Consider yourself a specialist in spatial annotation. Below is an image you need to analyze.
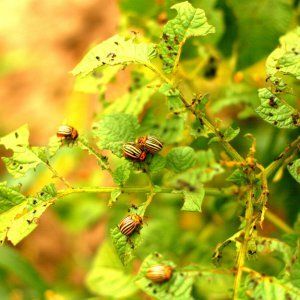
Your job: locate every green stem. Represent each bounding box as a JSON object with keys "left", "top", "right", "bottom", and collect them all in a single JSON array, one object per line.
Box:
[
  {"left": 233, "top": 190, "right": 254, "bottom": 300},
  {"left": 45, "top": 162, "right": 72, "bottom": 188},
  {"left": 265, "top": 136, "right": 300, "bottom": 178},
  {"left": 56, "top": 186, "right": 233, "bottom": 198},
  {"left": 147, "top": 63, "right": 245, "bottom": 162}
]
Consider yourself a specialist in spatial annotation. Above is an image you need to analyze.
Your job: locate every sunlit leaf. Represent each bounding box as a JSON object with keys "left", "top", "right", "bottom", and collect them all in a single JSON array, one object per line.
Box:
[
  {"left": 158, "top": 1, "right": 215, "bottom": 73},
  {"left": 72, "top": 35, "right": 156, "bottom": 77},
  {"left": 86, "top": 241, "right": 138, "bottom": 298},
  {"left": 256, "top": 88, "right": 299, "bottom": 129},
  {"left": 287, "top": 159, "right": 300, "bottom": 184},
  {"left": 166, "top": 146, "right": 196, "bottom": 173},
  {"left": 136, "top": 253, "right": 194, "bottom": 300},
  {"left": 182, "top": 188, "right": 205, "bottom": 212}
]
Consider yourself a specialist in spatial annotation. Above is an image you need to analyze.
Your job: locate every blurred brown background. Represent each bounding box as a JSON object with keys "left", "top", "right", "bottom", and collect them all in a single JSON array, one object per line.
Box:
[{"left": 0, "top": 0, "right": 119, "bottom": 291}]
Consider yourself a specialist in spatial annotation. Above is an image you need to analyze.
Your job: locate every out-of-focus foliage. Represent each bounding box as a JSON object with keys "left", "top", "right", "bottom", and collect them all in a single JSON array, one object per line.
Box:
[{"left": 0, "top": 0, "right": 299, "bottom": 299}]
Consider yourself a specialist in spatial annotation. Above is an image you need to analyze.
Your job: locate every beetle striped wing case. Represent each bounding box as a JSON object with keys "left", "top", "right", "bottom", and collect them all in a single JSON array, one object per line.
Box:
[
  {"left": 118, "top": 214, "right": 143, "bottom": 236},
  {"left": 146, "top": 265, "right": 173, "bottom": 283}
]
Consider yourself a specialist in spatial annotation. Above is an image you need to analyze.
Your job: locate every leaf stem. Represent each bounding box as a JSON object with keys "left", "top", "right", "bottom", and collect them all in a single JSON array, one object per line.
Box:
[
  {"left": 44, "top": 161, "right": 72, "bottom": 188},
  {"left": 264, "top": 136, "right": 300, "bottom": 178},
  {"left": 233, "top": 189, "right": 254, "bottom": 300},
  {"left": 147, "top": 63, "right": 245, "bottom": 162}
]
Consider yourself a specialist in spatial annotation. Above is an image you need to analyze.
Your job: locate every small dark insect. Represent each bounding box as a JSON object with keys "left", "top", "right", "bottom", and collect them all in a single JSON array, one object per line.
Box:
[
  {"left": 57, "top": 125, "right": 78, "bottom": 141},
  {"left": 114, "top": 41, "right": 119, "bottom": 45},
  {"left": 123, "top": 142, "right": 147, "bottom": 161},
  {"left": 167, "top": 45, "right": 172, "bottom": 50},
  {"left": 162, "top": 33, "right": 168, "bottom": 40},
  {"left": 15, "top": 132, "right": 19, "bottom": 138},
  {"left": 95, "top": 56, "right": 100, "bottom": 60},
  {"left": 146, "top": 265, "right": 173, "bottom": 283},
  {"left": 118, "top": 214, "right": 143, "bottom": 236},
  {"left": 268, "top": 97, "right": 278, "bottom": 108},
  {"left": 136, "top": 136, "right": 163, "bottom": 154}
]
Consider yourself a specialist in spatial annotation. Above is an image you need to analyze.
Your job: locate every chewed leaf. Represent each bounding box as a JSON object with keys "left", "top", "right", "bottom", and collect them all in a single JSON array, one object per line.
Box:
[
  {"left": 287, "top": 159, "right": 300, "bottom": 183},
  {"left": 0, "top": 125, "right": 58, "bottom": 178},
  {"left": 136, "top": 253, "right": 194, "bottom": 300},
  {"left": 158, "top": 1, "right": 215, "bottom": 73},
  {"left": 86, "top": 242, "right": 138, "bottom": 298},
  {"left": 182, "top": 188, "right": 205, "bottom": 212},
  {"left": 93, "top": 113, "right": 140, "bottom": 156},
  {"left": 166, "top": 147, "right": 196, "bottom": 173},
  {"left": 110, "top": 226, "right": 142, "bottom": 265},
  {"left": 0, "top": 184, "right": 57, "bottom": 245},
  {"left": 0, "top": 183, "right": 26, "bottom": 214},
  {"left": 109, "top": 189, "right": 121, "bottom": 207},
  {"left": 72, "top": 35, "right": 157, "bottom": 77},
  {"left": 112, "top": 159, "right": 132, "bottom": 186},
  {"left": 266, "top": 27, "right": 300, "bottom": 80},
  {"left": 256, "top": 88, "right": 299, "bottom": 129}
]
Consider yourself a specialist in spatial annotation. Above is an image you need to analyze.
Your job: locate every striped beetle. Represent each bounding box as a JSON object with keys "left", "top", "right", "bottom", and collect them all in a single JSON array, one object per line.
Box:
[
  {"left": 57, "top": 125, "right": 78, "bottom": 141},
  {"left": 123, "top": 142, "right": 147, "bottom": 161},
  {"left": 136, "top": 136, "right": 163, "bottom": 154},
  {"left": 118, "top": 214, "right": 143, "bottom": 236},
  {"left": 146, "top": 265, "right": 173, "bottom": 283}
]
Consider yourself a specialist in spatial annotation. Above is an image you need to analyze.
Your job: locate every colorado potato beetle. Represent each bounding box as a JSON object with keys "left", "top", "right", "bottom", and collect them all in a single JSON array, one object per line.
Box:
[
  {"left": 118, "top": 214, "right": 143, "bottom": 236},
  {"left": 146, "top": 265, "right": 173, "bottom": 283},
  {"left": 57, "top": 125, "right": 78, "bottom": 141},
  {"left": 123, "top": 142, "right": 147, "bottom": 161},
  {"left": 136, "top": 136, "right": 163, "bottom": 154}
]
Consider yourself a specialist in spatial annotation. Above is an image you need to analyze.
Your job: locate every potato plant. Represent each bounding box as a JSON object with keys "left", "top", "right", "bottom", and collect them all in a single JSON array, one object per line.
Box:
[{"left": 0, "top": 1, "right": 300, "bottom": 299}]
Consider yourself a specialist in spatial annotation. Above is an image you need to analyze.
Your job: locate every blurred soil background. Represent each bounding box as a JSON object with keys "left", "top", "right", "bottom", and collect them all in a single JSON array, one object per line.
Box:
[{"left": 0, "top": 0, "right": 119, "bottom": 294}]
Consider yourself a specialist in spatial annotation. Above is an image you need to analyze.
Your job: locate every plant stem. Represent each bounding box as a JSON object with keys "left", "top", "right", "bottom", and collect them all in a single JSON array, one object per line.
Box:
[
  {"left": 44, "top": 162, "right": 72, "bottom": 188},
  {"left": 265, "top": 136, "right": 300, "bottom": 178},
  {"left": 265, "top": 210, "right": 294, "bottom": 234},
  {"left": 233, "top": 190, "right": 253, "bottom": 300},
  {"left": 147, "top": 63, "right": 245, "bottom": 162},
  {"left": 56, "top": 186, "right": 233, "bottom": 198}
]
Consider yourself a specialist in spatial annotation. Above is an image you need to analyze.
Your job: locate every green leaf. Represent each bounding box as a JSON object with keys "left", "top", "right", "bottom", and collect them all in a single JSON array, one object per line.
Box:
[
  {"left": 86, "top": 241, "right": 138, "bottom": 298},
  {"left": 93, "top": 113, "right": 140, "bottom": 156},
  {"left": 256, "top": 88, "right": 299, "bottom": 129},
  {"left": 158, "top": 83, "right": 184, "bottom": 112},
  {"left": 74, "top": 66, "right": 120, "bottom": 94},
  {"left": 0, "top": 125, "right": 48, "bottom": 178},
  {"left": 109, "top": 189, "right": 122, "bottom": 207},
  {"left": 209, "top": 126, "right": 240, "bottom": 144},
  {"left": 6, "top": 185, "right": 56, "bottom": 245},
  {"left": 136, "top": 253, "right": 194, "bottom": 300},
  {"left": 166, "top": 146, "right": 196, "bottom": 173},
  {"left": 227, "top": 169, "right": 249, "bottom": 186},
  {"left": 243, "top": 274, "right": 300, "bottom": 299},
  {"left": 287, "top": 159, "right": 300, "bottom": 184},
  {"left": 158, "top": 1, "right": 215, "bottom": 73},
  {"left": 102, "top": 82, "right": 157, "bottom": 116},
  {"left": 230, "top": 0, "right": 293, "bottom": 70},
  {"left": 112, "top": 159, "right": 132, "bottom": 186},
  {"left": 0, "top": 184, "right": 56, "bottom": 245},
  {"left": 148, "top": 155, "right": 166, "bottom": 175},
  {"left": 110, "top": 226, "right": 142, "bottom": 265},
  {"left": 0, "top": 183, "right": 26, "bottom": 214},
  {"left": 182, "top": 188, "right": 205, "bottom": 212},
  {"left": 266, "top": 27, "right": 300, "bottom": 81},
  {"left": 72, "top": 35, "right": 156, "bottom": 77},
  {"left": 166, "top": 149, "right": 223, "bottom": 189}
]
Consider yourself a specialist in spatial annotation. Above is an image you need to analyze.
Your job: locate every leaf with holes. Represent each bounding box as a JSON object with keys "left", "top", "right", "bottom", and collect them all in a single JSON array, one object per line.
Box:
[
  {"left": 72, "top": 35, "right": 156, "bottom": 77},
  {"left": 93, "top": 113, "right": 140, "bottom": 156},
  {"left": 256, "top": 88, "right": 299, "bottom": 129},
  {"left": 136, "top": 253, "right": 195, "bottom": 300},
  {"left": 158, "top": 1, "right": 215, "bottom": 73}
]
